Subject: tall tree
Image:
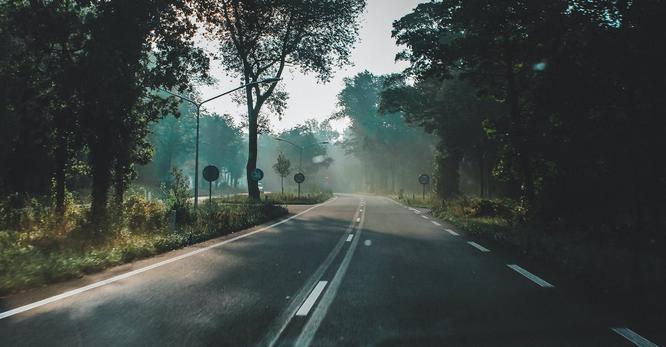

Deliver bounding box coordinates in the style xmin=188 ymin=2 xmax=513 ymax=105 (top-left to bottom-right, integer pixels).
xmin=198 ymin=0 xmax=365 ymax=199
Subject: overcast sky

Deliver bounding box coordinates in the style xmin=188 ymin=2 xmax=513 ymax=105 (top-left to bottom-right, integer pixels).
xmin=196 ymin=0 xmax=425 ymax=133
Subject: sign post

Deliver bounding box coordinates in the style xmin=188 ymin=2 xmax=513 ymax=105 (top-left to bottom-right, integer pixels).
xmin=203 ymin=165 xmax=220 ymax=206
xmin=294 ymin=172 xmax=305 ymax=198
xmin=418 ymin=174 xmax=430 ymax=200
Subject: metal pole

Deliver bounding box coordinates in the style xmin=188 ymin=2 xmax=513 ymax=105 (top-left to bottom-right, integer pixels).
xmin=422 ymin=184 xmax=425 ymax=200
xmin=194 ymin=105 xmax=200 ymax=210
xmin=298 ymin=183 xmax=301 ymax=198
xmin=209 ymin=181 xmax=212 ymax=206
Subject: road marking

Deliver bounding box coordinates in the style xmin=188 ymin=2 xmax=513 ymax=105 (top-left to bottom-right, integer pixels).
xmin=295 ymin=281 xmax=328 ymax=317
xmin=356 ymin=217 xmax=360 ymax=223
xmin=611 ymin=328 xmax=658 ymax=347
xmin=431 ymin=221 xmax=441 ymax=226
xmin=467 ymin=241 xmax=490 ymax=252
xmin=445 ymin=228 xmax=459 ymax=236
xmin=0 ymin=197 xmax=340 ymax=320
xmin=294 ymin=199 xmax=367 ymax=346
xmin=346 ymin=234 xmax=353 ymax=242
xmin=421 ymin=215 xmax=429 ymax=220
xmin=261 ymin=199 xmax=361 ymax=347
xmin=507 ymin=264 xmax=554 ymax=288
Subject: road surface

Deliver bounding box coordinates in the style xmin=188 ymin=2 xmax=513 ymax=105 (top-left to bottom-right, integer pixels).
xmin=0 ymin=194 xmax=662 ymax=346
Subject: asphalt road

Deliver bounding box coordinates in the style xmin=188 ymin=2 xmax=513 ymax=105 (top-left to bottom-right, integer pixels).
xmin=0 ymin=194 xmax=661 ymax=346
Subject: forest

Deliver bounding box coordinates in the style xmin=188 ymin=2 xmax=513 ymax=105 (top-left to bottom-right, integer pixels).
xmin=1 ymin=0 xmax=665 ymax=300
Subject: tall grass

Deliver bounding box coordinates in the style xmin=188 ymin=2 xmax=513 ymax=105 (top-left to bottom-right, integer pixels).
xmin=0 ymin=195 xmax=287 ymax=295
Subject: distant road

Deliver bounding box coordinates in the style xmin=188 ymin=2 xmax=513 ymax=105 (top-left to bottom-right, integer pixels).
xmin=0 ymin=194 xmax=661 ymax=346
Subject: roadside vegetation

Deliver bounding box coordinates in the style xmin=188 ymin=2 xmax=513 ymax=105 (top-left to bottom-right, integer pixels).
xmin=0 ymin=172 xmax=287 ymax=296
xmin=214 ymin=191 xmax=334 ymax=205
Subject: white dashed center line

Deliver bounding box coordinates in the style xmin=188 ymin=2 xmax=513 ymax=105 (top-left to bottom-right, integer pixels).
xmin=445 ymin=228 xmax=459 ymax=236
xmin=346 ymin=234 xmax=353 ymax=242
xmin=467 ymin=241 xmax=491 ymax=252
xmin=295 ymin=281 xmax=328 ymax=317
xmin=611 ymin=327 xmax=658 ymax=347
xmin=507 ymin=264 xmax=554 ymax=288
xmin=431 ymin=221 xmax=441 ymax=226
xmin=421 ymin=215 xmax=429 ymax=220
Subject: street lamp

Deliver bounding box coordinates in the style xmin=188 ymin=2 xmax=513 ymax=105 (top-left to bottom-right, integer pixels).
xmin=274 ymin=138 xmax=329 ymax=170
xmin=162 ymin=77 xmax=280 ymax=210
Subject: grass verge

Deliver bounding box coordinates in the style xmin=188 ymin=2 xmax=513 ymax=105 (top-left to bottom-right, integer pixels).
xmin=0 ymin=199 xmax=287 ymax=296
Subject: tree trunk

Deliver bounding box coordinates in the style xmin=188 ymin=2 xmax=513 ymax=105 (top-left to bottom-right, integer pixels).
xmin=90 ymin=141 xmax=112 ymax=230
xmin=54 ymin=122 xmax=67 ymax=216
xmin=504 ymin=37 xmax=535 ymax=217
xmin=435 ymin=143 xmax=462 ymax=200
xmin=281 ymin=176 xmax=284 ymax=194
xmin=244 ymin=73 xmax=260 ymax=200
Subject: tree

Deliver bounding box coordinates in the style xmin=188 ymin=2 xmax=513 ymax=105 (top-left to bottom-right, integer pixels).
xmin=381 ymin=75 xmax=501 ymax=199
xmin=335 ymin=71 xmax=435 ymax=193
xmin=272 ymin=153 xmax=291 ymax=194
xmin=198 ymin=0 xmax=365 ymax=199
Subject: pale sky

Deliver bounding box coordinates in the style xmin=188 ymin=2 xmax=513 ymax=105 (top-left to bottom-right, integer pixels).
xmin=197 ymin=0 xmax=425 ymax=133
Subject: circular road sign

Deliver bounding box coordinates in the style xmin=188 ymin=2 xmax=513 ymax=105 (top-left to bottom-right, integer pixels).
xmin=418 ymin=174 xmax=430 ymax=185
xmin=250 ymin=168 xmax=264 ymax=181
xmin=294 ymin=172 xmax=305 ymax=184
xmin=203 ymin=165 xmax=220 ymax=182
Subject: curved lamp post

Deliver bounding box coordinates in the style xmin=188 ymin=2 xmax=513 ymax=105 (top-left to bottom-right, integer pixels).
xmin=162 ymin=77 xmax=280 ymax=210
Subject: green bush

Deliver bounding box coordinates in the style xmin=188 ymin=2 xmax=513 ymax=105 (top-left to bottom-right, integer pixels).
xmin=0 ymin=192 xmax=288 ymax=295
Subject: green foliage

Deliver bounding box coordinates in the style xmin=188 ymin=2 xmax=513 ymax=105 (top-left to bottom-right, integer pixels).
xmin=336 ymin=71 xmax=436 ymax=193
xmin=0 ymin=197 xmax=288 ymax=295
xmin=392 ymin=0 xmax=666 ymax=230
xmin=198 ymin=0 xmax=366 ymax=199
xmin=161 ymin=168 xmax=191 ymax=222
xmin=265 ymin=192 xmax=333 ymax=205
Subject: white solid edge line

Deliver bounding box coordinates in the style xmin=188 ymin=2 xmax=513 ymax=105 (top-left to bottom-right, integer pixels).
xmin=445 ymin=228 xmax=460 ymax=236
xmin=346 ymin=234 xmax=353 ymax=242
xmin=507 ymin=264 xmax=554 ymax=288
xmin=295 ymin=281 xmax=328 ymax=317
xmin=431 ymin=221 xmax=441 ymax=226
xmin=421 ymin=215 xmax=429 ymax=220
xmin=0 ymin=197 xmax=338 ymax=320
xmin=611 ymin=328 xmax=659 ymax=347
xmin=467 ymin=241 xmax=491 ymax=252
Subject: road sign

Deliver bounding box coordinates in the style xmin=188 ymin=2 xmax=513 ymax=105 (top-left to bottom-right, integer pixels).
xmin=203 ymin=165 xmax=220 ymax=182
xmin=294 ymin=172 xmax=305 ymax=184
xmin=250 ymin=168 xmax=264 ymax=181
xmin=418 ymin=174 xmax=430 ymax=185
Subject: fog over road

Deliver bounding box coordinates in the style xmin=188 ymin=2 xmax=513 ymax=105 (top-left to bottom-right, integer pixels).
xmin=0 ymin=195 xmax=660 ymax=346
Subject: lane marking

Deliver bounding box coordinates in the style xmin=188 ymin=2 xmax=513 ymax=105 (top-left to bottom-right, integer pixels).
xmin=346 ymin=234 xmax=353 ymax=242
xmin=445 ymin=228 xmax=459 ymax=236
xmin=421 ymin=215 xmax=429 ymax=220
xmin=507 ymin=264 xmax=554 ymax=288
xmin=261 ymin=198 xmax=362 ymax=347
xmin=0 ymin=197 xmax=340 ymax=320
xmin=294 ymin=199 xmax=367 ymax=346
xmin=431 ymin=221 xmax=441 ymax=226
xmin=295 ymin=281 xmax=328 ymax=317
xmin=611 ymin=328 xmax=659 ymax=347
xmin=356 ymin=217 xmax=360 ymax=223
xmin=467 ymin=241 xmax=490 ymax=252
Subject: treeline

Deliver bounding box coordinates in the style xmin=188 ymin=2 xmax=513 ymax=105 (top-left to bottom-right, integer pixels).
xmin=137 ymin=101 xmax=246 ymax=192
xmin=381 ymin=0 xmax=666 ymax=235
xmin=335 ymin=71 xmax=436 ymax=194
xmin=0 ymin=1 xmax=208 ymax=227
